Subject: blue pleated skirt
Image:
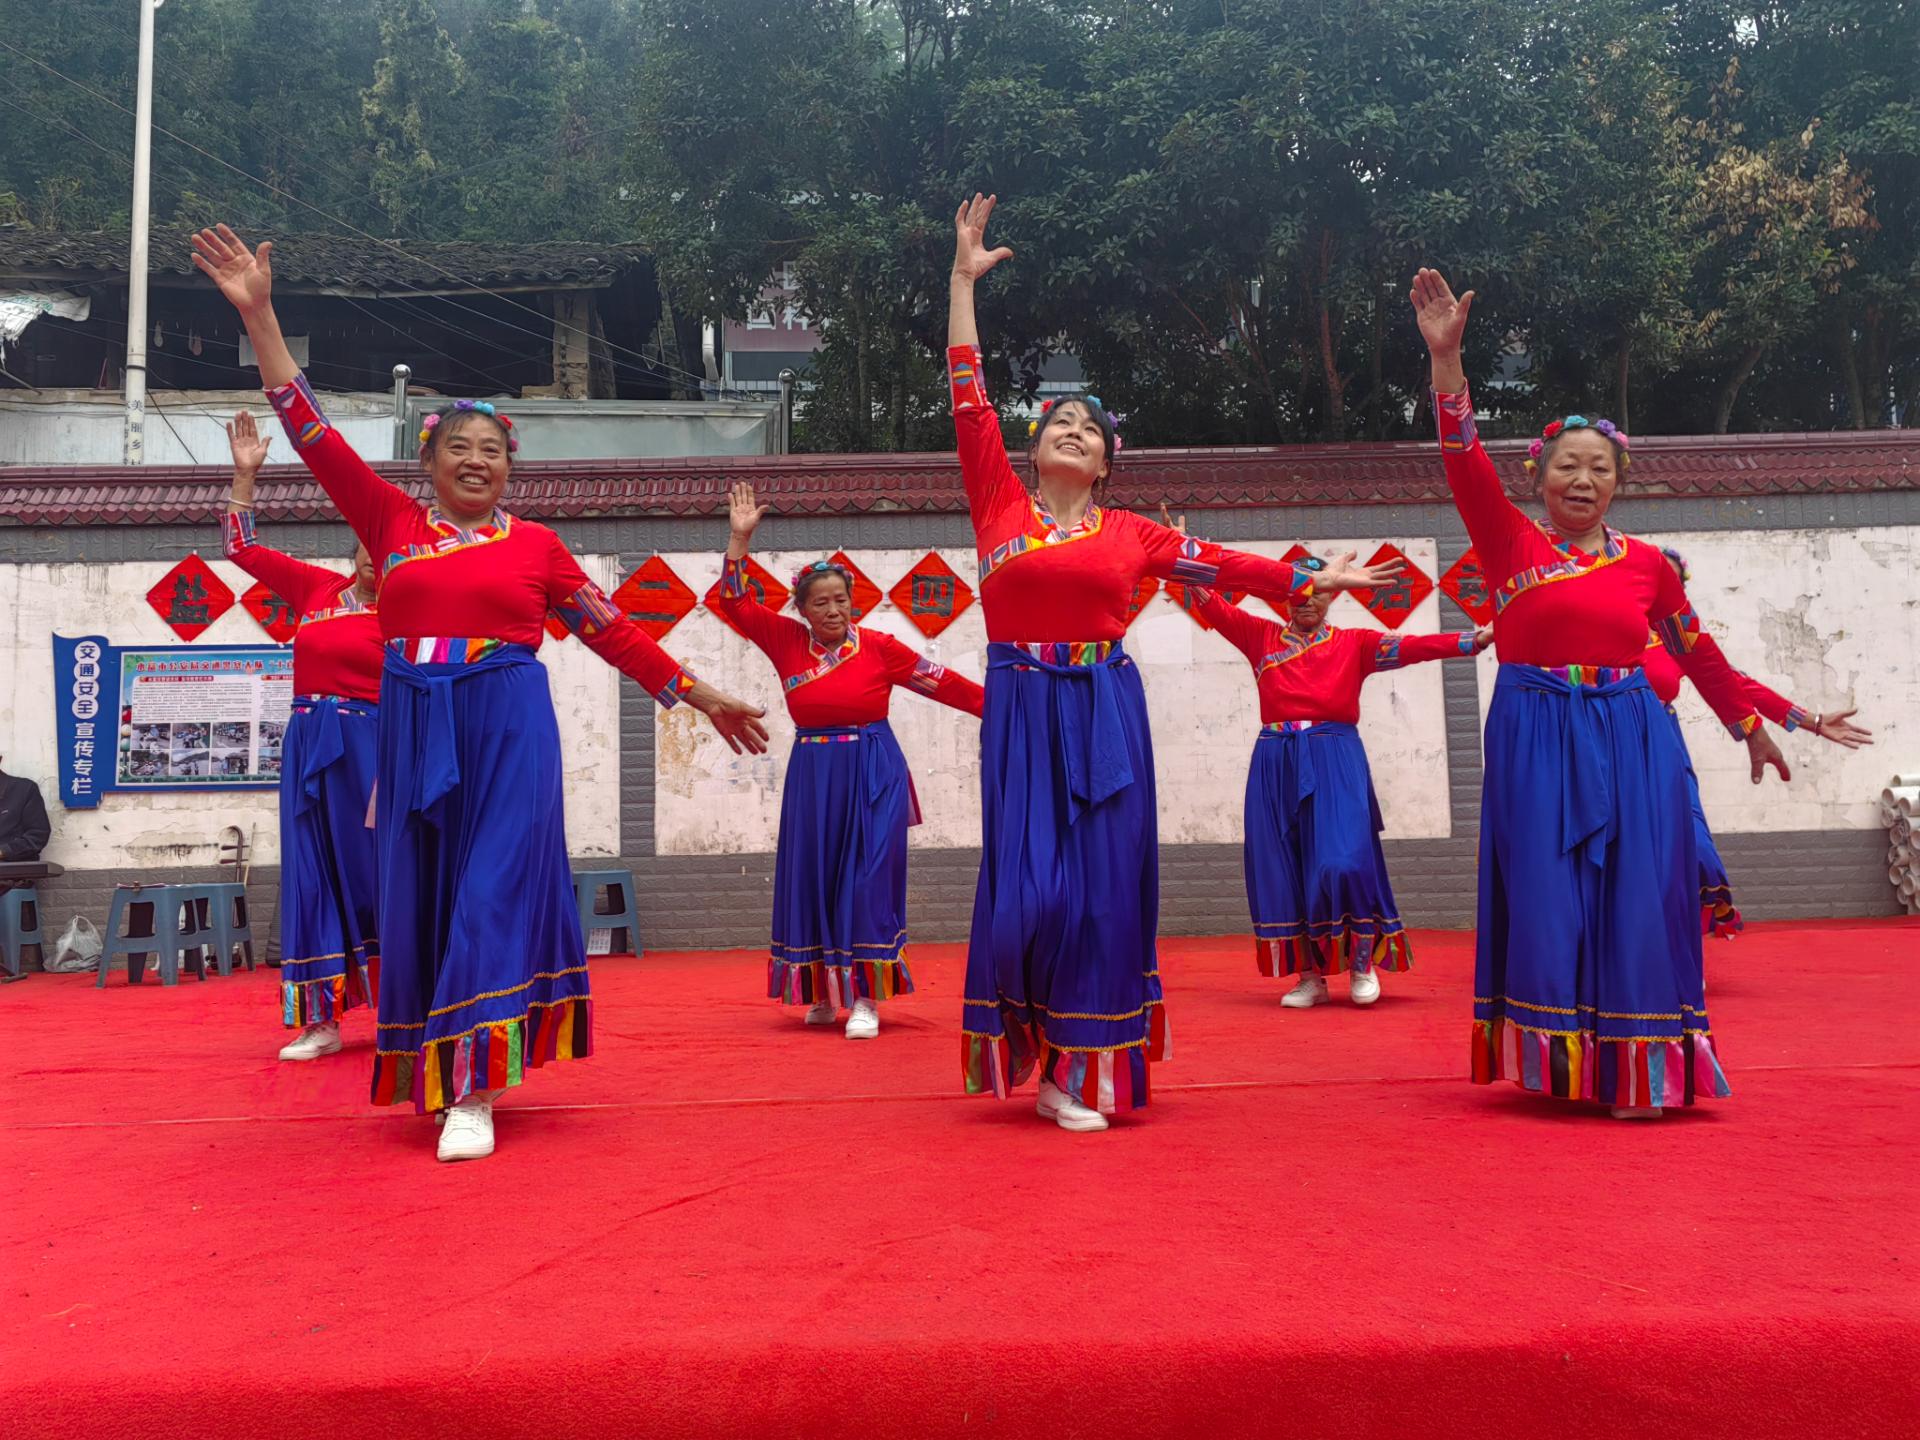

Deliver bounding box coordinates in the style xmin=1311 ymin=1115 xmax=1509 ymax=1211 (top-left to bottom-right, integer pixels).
xmin=277 ymin=695 xmax=380 ymax=1026
xmin=1242 ymin=721 xmax=1411 ymax=976
xmin=1472 ymin=664 xmax=1731 ymax=1107
xmin=768 ymin=721 xmax=917 ymax=1006
xmin=1666 ymin=707 xmax=1743 ymax=936
xmin=369 ymin=643 xmax=591 ymax=1112
xmin=961 ymin=642 xmax=1166 ymax=1115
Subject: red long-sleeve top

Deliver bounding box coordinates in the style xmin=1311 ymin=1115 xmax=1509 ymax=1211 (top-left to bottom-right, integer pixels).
xmin=221 ymin=509 xmax=384 ymax=702
xmin=1197 ymin=588 xmax=1479 ymax=724
xmin=716 ymin=557 xmax=984 ymax=726
xmin=266 ymin=374 xmax=695 ymax=707
xmin=1641 ymin=635 xmax=1814 ymax=731
xmin=1432 ymin=388 xmax=1760 ymax=738
xmin=948 ymin=346 xmax=1315 ymax=642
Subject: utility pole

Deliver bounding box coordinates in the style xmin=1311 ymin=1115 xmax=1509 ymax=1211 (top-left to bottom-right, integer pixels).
xmin=123 ymin=0 xmax=164 ymax=465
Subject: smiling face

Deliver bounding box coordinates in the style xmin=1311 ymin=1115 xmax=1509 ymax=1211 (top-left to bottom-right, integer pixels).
xmin=422 ymin=411 xmax=512 ymax=520
xmin=797 ymin=572 xmax=853 ymax=646
xmin=1029 ymin=400 xmax=1111 ymax=494
xmin=1539 ymin=428 xmax=1620 ymax=539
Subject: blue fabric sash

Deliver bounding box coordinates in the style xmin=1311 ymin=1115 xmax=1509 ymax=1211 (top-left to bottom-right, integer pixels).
xmin=1499 ymin=663 xmax=1652 ymax=866
xmin=1254 ymin=720 xmax=1357 ymax=818
xmin=381 ymin=644 xmax=540 ymax=817
xmin=986 ymin=643 xmax=1134 ymax=822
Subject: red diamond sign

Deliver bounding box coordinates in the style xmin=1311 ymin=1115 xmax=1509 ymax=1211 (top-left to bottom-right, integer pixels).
xmin=1439 ymin=548 xmax=1495 ymax=624
xmin=611 ymin=556 xmax=698 ymax=641
xmin=828 ymin=551 xmax=883 ymax=623
xmin=1353 ymin=543 xmax=1432 ymax=630
xmin=240 ymin=580 xmax=302 ymax=644
xmin=1165 ymin=581 xmax=1244 ymax=631
xmin=1125 ymin=576 xmax=1160 ymax=625
xmin=147 ymin=554 xmax=234 ymax=641
xmin=888 ymin=551 xmax=974 ymax=639
xmin=705 ymin=557 xmax=791 ymax=637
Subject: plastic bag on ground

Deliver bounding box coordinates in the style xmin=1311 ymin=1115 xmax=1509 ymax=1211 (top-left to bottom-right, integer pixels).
xmin=47 ymin=916 xmax=103 ymax=973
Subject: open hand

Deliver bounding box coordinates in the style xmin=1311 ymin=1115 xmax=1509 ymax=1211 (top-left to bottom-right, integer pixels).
xmin=1409 ymin=267 xmax=1474 ymax=357
xmin=191 ymin=224 xmax=275 ymax=314
xmin=729 ymin=481 xmax=770 ymax=542
xmin=226 ymin=410 xmax=271 ymax=478
xmin=1811 ymin=709 xmax=1872 ymax=749
xmin=1319 ymin=549 xmax=1407 ymax=594
xmin=953 ymin=193 xmax=1013 ymax=284
xmin=1748 ymin=729 xmax=1790 ymax=784
xmin=694 ymin=688 xmax=770 ymax=755
xmin=1157 ymin=504 xmax=1187 ymax=535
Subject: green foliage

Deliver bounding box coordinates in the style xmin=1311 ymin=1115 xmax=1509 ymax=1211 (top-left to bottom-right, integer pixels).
xmin=0 ymin=0 xmax=1912 ymax=438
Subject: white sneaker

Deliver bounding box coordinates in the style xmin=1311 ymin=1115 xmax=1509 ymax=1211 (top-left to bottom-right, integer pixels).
xmin=436 ymin=1095 xmax=496 ymax=1161
xmin=1280 ymin=974 xmax=1330 ymax=1008
xmin=844 ymin=999 xmax=879 ymax=1040
xmin=1036 ymin=1079 xmax=1109 ymax=1132
xmin=1349 ymin=969 xmax=1381 ymax=1006
xmin=1610 ymin=1105 xmax=1664 ymax=1121
xmin=804 ymin=1000 xmax=838 ymax=1026
xmin=277 ymin=1021 xmax=342 ymax=1061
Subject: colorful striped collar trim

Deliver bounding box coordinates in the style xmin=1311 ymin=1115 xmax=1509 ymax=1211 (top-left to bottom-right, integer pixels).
xmin=1258 ymin=626 xmax=1334 ymax=671
xmin=784 ymin=630 xmax=862 ymax=693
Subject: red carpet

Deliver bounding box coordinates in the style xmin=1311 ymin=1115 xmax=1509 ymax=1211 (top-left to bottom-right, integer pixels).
xmin=4 ymin=920 xmax=1916 ymax=1439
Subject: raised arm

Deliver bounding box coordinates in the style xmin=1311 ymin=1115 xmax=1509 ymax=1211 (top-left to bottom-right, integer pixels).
xmin=717 ymin=482 xmax=807 ymax=657
xmin=545 ymin=534 xmax=769 ymax=755
xmin=1366 ymin=625 xmax=1492 ymax=673
xmin=947 ymin=194 xmax=1028 ymax=525
xmin=1649 ymin=561 xmax=1786 ymax=783
xmin=220 ymin=411 xmax=343 ymax=615
xmin=1409 ymin=268 xmax=1533 ymax=572
xmin=875 ymin=633 xmax=985 ymax=719
xmin=192 ymin=225 xmax=417 ymax=553
xmin=1192 ymin=587 xmax=1282 ymax=665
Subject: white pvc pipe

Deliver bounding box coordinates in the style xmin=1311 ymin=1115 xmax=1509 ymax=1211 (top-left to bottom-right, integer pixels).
xmin=1884 ymin=786 xmax=1920 ymax=818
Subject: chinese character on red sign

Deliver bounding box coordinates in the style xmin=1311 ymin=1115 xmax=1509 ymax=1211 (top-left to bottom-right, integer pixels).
xmin=887 ymin=551 xmax=974 ymax=638
xmin=239 ymin=581 xmax=300 ymax=644
xmin=146 ymin=555 xmax=234 ymax=641
xmin=1165 ymin=582 xmax=1244 ymax=631
xmin=1438 ymin=548 xmax=1494 ymax=624
xmin=611 ymin=556 xmax=698 ymax=641
xmin=1353 ymin=543 xmax=1432 ymax=630
xmin=705 ymin=557 xmax=792 ymax=637
xmin=828 ymin=551 xmax=883 ymax=623
xmin=1125 ymin=576 xmax=1159 ymax=624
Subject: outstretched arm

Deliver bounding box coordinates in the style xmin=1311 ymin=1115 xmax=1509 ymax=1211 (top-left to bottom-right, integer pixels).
xmin=1366 ymin=626 xmax=1491 ymax=673
xmin=546 ymin=534 xmax=770 ymax=754
xmin=947 ymin=194 xmax=1026 ymax=525
xmin=220 ymin=411 xmax=342 ymax=614
xmin=1409 ymin=267 xmax=1532 ymax=572
xmin=1649 ymin=564 xmax=1785 ymax=783
xmin=1191 ymin=587 xmax=1282 ymax=665
xmin=192 ymin=225 xmax=416 ymax=553
xmin=1135 ymin=515 xmax=1401 ymax=610
xmin=877 ymin=634 xmax=985 ymax=719
xmin=1739 ymin=675 xmax=1873 ymax=749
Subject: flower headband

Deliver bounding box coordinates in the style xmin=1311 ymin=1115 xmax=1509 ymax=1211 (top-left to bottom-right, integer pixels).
xmin=1026 ymin=395 xmax=1124 ymax=453
xmin=1524 ymin=414 xmax=1629 ymax=474
xmin=419 ymin=399 xmax=520 ymax=453
xmin=790 ymin=559 xmax=854 ymax=600
xmin=1659 ymin=546 xmax=1690 ymax=584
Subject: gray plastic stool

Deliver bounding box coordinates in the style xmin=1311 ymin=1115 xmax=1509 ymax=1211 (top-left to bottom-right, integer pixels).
xmin=196 ymin=883 xmax=256 ymax=975
xmin=0 ymin=885 xmax=42 ymax=978
xmin=572 ymin=868 xmax=640 ymax=956
xmin=97 ymin=884 xmax=212 ymax=986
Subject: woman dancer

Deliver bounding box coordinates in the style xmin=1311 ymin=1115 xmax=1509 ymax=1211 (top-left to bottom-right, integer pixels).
xmin=1410 ymin=266 xmax=1787 ymax=1118
xmin=720 ymin=483 xmax=985 ymax=1039
xmin=195 ymin=225 xmax=769 ymax=1162
xmin=1634 ymin=546 xmax=1872 ymax=935
xmin=223 ymin=410 xmax=383 ymax=1060
xmin=949 ymin=195 xmax=1405 ymax=1131
xmin=1186 ymin=566 xmax=1491 ymax=1007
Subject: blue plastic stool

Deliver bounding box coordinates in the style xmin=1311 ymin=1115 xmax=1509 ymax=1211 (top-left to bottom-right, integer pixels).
xmin=97 ymin=884 xmax=212 ymax=986
xmin=195 ymin=883 xmax=255 ymax=975
xmin=0 ymin=885 xmax=42 ymax=978
xmin=572 ymin=868 xmax=640 ymax=956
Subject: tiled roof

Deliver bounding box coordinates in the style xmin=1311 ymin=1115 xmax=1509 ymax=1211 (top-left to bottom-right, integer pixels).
xmin=0 ymin=430 xmax=1913 ymax=527
xmin=0 ymin=227 xmax=645 ymax=292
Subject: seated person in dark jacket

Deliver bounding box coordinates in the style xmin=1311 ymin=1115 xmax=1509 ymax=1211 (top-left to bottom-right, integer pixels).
xmin=0 ymin=757 xmax=52 ymax=864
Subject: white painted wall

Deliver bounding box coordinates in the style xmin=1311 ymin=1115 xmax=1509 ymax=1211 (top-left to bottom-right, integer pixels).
xmin=1470 ymin=526 xmax=1916 ymax=830
xmin=0 ymin=554 xmax=621 ymax=868
xmin=4 ymin=525 xmax=1907 ymax=873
